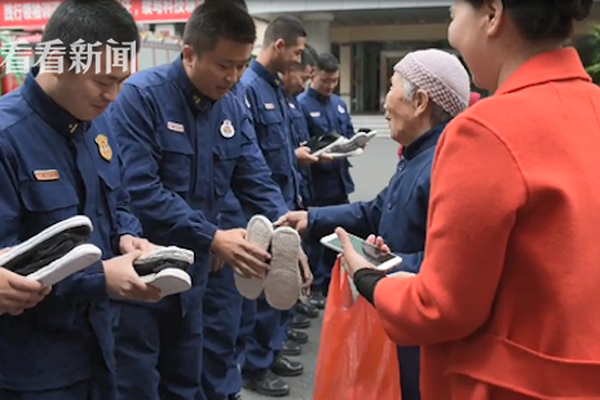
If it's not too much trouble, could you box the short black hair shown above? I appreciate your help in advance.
[291,48,316,71]
[463,0,592,42]
[305,44,319,65]
[204,0,248,12]
[316,52,339,73]
[184,1,256,54]
[42,0,140,59]
[263,16,306,47]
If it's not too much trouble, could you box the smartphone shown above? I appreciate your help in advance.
[319,232,402,271]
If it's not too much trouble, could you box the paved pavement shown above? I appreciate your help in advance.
[241,136,399,400]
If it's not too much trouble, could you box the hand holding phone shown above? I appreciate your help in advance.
[320,232,402,271]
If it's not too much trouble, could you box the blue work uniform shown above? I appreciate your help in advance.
[108,58,288,400]
[297,88,356,292]
[287,95,312,206]
[238,60,300,375]
[0,69,142,400]
[202,82,253,400]
[306,123,447,400]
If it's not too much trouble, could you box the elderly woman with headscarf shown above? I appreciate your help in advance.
[276,49,470,399]
[336,0,600,399]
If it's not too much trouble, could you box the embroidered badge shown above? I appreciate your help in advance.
[310,111,321,117]
[220,120,235,139]
[95,134,113,161]
[337,104,345,114]
[265,103,275,110]
[167,121,185,133]
[33,169,60,181]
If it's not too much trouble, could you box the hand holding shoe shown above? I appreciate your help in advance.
[211,229,270,279]
[104,252,162,302]
[275,211,308,235]
[0,267,51,316]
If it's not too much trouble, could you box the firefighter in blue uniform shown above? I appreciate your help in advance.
[280,47,323,321]
[108,3,289,400]
[200,3,256,399]
[238,16,308,397]
[0,1,161,399]
[298,52,356,307]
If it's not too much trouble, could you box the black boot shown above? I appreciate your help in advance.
[272,354,304,377]
[280,339,302,356]
[296,301,319,318]
[290,314,310,329]
[243,369,290,397]
[287,329,308,345]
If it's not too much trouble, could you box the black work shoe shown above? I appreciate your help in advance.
[287,329,308,345]
[229,394,242,400]
[296,301,319,318]
[290,314,310,330]
[243,369,290,397]
[308,291,326,309]
[272,354,304,377]
[280,340,302,356]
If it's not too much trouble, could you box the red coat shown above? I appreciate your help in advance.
[374,47,600,399]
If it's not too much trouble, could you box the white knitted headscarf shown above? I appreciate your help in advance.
[393,49,471,117]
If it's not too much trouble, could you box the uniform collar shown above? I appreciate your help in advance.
[21,67,91,137]
[403,122,447,160]
[306,87,328,102]
[249,60,284,90]
[169,57,213,113]
[497,47,590,96]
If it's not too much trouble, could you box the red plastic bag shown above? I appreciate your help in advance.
[314,258,401,400]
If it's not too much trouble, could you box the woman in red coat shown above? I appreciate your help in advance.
[339,0,600,399]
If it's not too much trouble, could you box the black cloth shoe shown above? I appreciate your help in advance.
[228,394,242,400]
[287,329,308,345]
[280,339,301,356]
[272,354,304,377]
[243,369,290,397]
[296,301,319,318]
[308,291,326,309]
[290,314,310,330]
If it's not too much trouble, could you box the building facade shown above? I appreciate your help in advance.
[248,0,600,114]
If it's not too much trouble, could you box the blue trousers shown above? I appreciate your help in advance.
[398,346,421,400]
[241,296,287,374]
[0,373,113,400]
[114,290,205,400]
[202,267,243,400]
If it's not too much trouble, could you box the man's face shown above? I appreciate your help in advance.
[311,68,339,97]
[283,65,313,96]
[54,48,131,121]
[183,38,252,100]
[275,36,306,73]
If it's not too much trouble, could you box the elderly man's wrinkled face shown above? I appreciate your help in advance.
[384,72,420,145]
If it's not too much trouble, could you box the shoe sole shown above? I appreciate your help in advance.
[0,215,92,270]
[27,243,102,287]
[311,136,348,157]
[141,268,192,297]
[264,227,301,311]
[136,246,194,265]
[234,215,273,300]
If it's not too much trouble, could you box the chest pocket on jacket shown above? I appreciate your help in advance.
[257,110,288,176]
[213,143,240,198]
[96,159,122,228]
[289,109,308,145]
[21,180,80,227]
[157,130,194,195]
[336,109,351,137]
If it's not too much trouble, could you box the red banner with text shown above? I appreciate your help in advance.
[0,0,203,29]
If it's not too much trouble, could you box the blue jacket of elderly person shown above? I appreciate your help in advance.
[303,49,472,400]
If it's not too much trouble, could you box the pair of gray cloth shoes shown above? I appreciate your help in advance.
[234,215,302,311]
